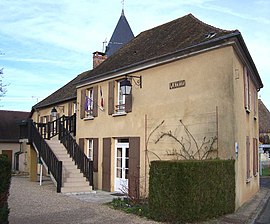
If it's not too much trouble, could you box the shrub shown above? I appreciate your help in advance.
[148,159,235,223]
[0,154,12,224]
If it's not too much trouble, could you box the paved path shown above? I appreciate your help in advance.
[8,176,157,224]
[255,177,270,224]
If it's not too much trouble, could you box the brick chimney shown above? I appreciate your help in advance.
[93,51,107,69]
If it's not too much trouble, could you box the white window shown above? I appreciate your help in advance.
[86,139,93,160]
[116,81,126,113]
[73,102,77,114]
[86,88,94,117]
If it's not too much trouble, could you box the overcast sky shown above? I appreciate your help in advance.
[0,0,269,112]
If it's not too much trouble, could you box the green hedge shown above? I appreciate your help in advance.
[149,159,235,223]
[0,154,12,224]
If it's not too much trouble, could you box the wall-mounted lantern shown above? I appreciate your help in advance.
[120,75,142,95]
[51,107,57,118]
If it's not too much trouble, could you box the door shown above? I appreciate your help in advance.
[115,142,129,192]
[2,150,12,165]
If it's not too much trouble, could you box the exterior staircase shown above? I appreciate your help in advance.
[46,139,92,193]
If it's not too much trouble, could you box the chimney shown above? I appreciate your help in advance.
[93,51,107,69]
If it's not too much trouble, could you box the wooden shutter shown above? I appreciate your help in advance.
[246,136,250,179]
[129,137,140,199]
[79,138,84,152]
[102,138,111,191]
[92,86,98,117]
[125,93,132,113]
[253,138,258,175]
[243,67,248,109]
[108,81,115,115]
[80,89,86,119]
[93,138,99,172]
[254,88,257,117]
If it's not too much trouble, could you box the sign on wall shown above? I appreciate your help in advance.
[169,80,186,90]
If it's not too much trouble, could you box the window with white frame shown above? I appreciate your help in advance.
[86,139,93,160]
[116,80,126,113]
[85,88,94,117]
[73,102,77,114]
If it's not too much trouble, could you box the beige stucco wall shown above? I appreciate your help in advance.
[232,50,259,208]
[75,45,259,208]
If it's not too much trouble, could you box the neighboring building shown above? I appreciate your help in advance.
[25,13,263,210]
[259,99,270,145]
[0,110,29,171]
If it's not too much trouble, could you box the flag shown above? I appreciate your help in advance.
[85,95,91,111]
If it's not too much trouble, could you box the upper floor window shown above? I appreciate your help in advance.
[86,88,94,117]
[80,86,98,119]
[244,66,251,112]
[116,81,126,113]
[108,80,132,115]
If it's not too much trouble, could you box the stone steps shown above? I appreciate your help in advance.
[46,139,92,193]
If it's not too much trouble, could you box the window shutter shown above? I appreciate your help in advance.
[93,86,98,117]
[254,88,257,117]
[246,136,250,180]
[102,138,111,191]
[79,138,84,152]
[129,137,140,199]
[93,138,99,172]
[253,138,256,176]
[108,81,115,115]
[125,93,132,113]
[80,89,86,119]
[243,67,248,109]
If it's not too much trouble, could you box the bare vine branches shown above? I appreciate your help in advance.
[155,119,218,160]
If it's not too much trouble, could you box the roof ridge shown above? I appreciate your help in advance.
[187,13,235,33]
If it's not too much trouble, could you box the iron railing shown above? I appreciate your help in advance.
[35,114,76,140]
[59,127,93,186]
[20,119,62,192]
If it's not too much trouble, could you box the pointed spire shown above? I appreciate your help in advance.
[105,7,134,57]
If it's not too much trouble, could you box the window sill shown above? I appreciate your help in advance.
[112,112,127,117]
[84,116,94,121]
[254,172,258,177]
[246,177,252,184]
[245,108,251,114]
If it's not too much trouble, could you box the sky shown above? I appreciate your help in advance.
[0,0,269,112]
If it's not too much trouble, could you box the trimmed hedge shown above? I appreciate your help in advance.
[149,159,235,223]
[0,154,12,224]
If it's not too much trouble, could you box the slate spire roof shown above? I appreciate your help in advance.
[105,9,134,57]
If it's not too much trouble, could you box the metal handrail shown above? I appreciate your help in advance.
[59,126,93,186]
[26,120,63,192]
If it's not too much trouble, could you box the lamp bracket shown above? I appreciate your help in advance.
[127,75,142,88]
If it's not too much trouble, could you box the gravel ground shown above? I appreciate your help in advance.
[8,176,158,224]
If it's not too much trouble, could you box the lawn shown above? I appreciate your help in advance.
[262,166,270,176]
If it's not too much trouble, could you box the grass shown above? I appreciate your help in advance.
[262,166,270,176]
[108,197,150,218]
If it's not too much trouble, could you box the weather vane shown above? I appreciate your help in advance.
[121,0,124,10]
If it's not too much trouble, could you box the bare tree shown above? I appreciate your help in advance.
[0,68,7,98]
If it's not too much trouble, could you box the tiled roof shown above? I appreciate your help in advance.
[105,9,134,57]
[0,110,29,142]
[32,71,89,110]
[259,99,270,133]
[33,13,263,110]
[79,13,245,84]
